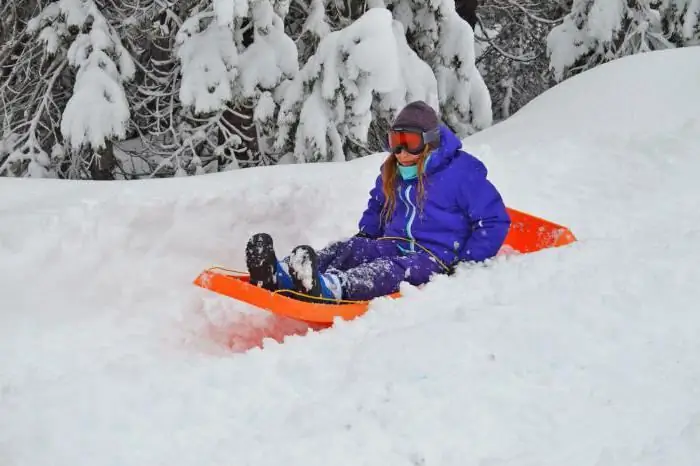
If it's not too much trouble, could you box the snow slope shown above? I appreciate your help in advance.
[2,48,700,465]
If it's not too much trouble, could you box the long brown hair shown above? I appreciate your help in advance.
[380,144,434,226]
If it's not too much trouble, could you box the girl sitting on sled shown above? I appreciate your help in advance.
[245,101,511,303]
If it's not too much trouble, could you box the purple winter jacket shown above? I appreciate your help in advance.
[358,124,511,266]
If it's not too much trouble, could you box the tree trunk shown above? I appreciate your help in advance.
[456,0,478,30]
[219,101,258,167]
[218,20,257,169]
[90,140,116,180]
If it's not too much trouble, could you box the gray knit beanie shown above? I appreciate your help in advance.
[391,101,440,133]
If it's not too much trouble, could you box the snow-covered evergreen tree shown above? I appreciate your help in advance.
[114,0,185,178]
[659,0,700,45]
[547,0,674,81]
[474,0,567,120]
[274,7,438,163]
[230,0,299,163]
[1,0,64,178]
[170,0,297,173]
[1,0,135,179]
[172,10,241,175]
[57,3,135,151]
[2,0,496,179]
[370,18,440,145]
[389,0,492,137]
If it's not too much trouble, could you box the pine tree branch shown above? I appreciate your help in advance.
[503,0,565,25]
[475,16,540,62]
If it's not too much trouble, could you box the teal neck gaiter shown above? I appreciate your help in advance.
[397,163,418,180]
[397,152,433,181]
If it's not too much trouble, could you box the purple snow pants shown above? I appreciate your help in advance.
[315,237,445,301]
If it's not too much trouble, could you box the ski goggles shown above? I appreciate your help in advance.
[386,127,440,155]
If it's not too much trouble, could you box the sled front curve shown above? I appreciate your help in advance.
[193,268,399,325]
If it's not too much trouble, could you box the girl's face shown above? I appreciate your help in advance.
[396,149,421,166]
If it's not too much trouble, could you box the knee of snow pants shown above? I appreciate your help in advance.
[334,251,444,301]
[316,236,402,273]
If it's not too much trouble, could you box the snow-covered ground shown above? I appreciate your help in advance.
[2,48,700,465]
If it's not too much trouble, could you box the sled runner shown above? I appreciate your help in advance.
[193,207,576,326]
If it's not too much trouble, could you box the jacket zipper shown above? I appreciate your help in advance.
[404,185,416,252]
[398,186,409,219]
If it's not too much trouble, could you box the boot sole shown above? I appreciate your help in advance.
[245,233,278,291]
[288,245,322,300]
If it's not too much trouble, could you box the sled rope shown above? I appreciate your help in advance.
[271,288,372,305]
[209,266,248,275]
[375,236,453,273]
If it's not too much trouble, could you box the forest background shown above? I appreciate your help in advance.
[1,0,698,180]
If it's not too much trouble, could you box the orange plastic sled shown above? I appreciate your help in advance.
[193,207,576,326]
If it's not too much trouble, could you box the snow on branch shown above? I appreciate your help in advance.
[660,0,700,45]
[679,0,700,42]
[436,9,493,135]
[176,1,296,115]
[275,7,428,163]
[238,1,299,161]
[373,19,439,124]
[214,0,251,25]
[238,1,298,97]
[547,0,675,81]
[172,1,299,171]
[0,60,66,178]
[175,11,238,115]
[1,0,135,177]
[472,0,568,121]
[390,0,493,137]
[36,0,137,151]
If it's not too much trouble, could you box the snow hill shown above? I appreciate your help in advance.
[2,48,700,465]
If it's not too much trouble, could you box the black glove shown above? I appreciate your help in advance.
[354,231,374,239]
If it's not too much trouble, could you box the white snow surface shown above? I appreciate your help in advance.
[2,48,700,465]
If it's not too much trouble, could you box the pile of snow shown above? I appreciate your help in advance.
[2,48,700,465]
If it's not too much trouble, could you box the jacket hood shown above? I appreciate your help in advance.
[424,125,463,176]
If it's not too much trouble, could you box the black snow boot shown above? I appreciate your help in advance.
[245,233,278,291]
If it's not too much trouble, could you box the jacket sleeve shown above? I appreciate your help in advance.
[357,174,385,238]
[455,161,511,263]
